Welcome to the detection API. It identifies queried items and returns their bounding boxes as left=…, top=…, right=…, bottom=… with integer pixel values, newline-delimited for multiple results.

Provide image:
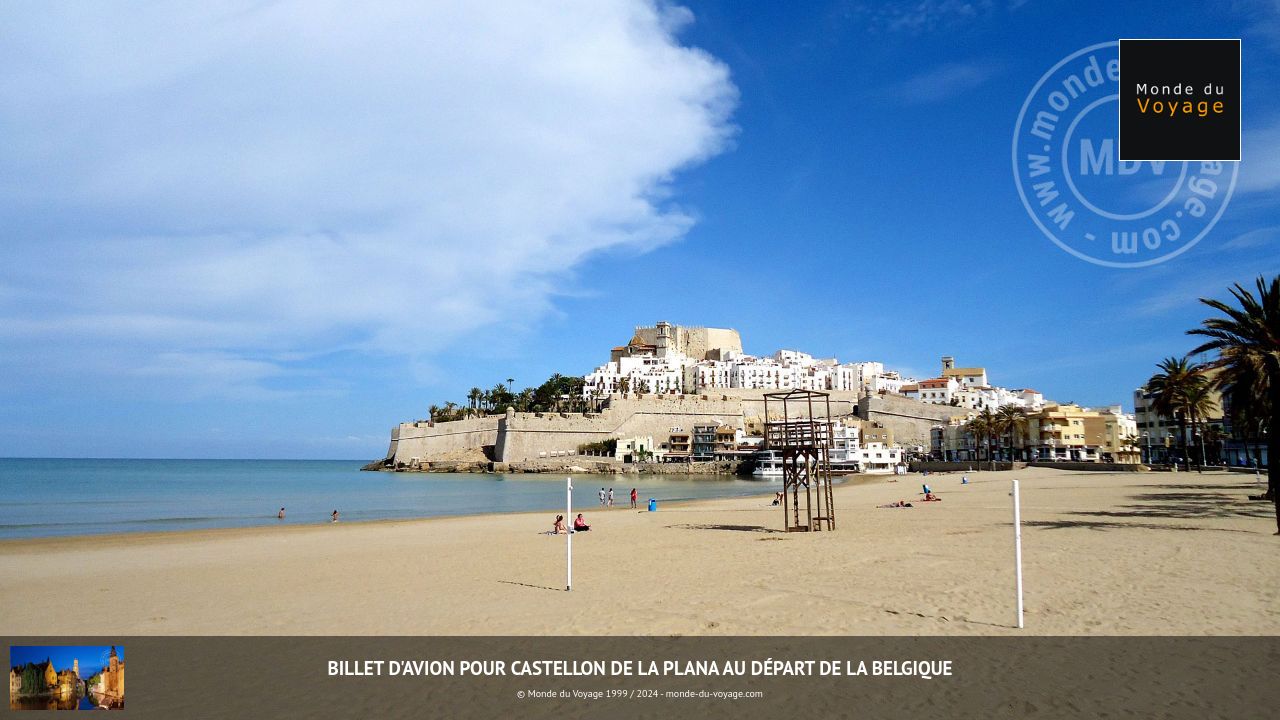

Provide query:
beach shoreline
left=2, top=467, right=1276, bottom=637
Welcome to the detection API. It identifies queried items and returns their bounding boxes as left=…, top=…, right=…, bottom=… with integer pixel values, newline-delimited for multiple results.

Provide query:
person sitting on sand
left=277, top=507, right=285, bottom=520
left=331, top=510, right=339, bottom=522
left=772, top=491, right=784, bottom=506
left=573, top=513, right=590, bottom=532
left=922, top=493, right=941, bottom=502
left=553, top=515, right=568, bottom=534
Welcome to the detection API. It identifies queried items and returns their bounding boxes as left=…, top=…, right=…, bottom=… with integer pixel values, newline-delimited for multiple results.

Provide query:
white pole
left=1012, top=479, right=1024, bottom=629
left=566, top=477, right=573, bottom=592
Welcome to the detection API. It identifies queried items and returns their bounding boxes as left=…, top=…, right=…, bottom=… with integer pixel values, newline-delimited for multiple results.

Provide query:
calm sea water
left=0, top=459, right=776, bottom=540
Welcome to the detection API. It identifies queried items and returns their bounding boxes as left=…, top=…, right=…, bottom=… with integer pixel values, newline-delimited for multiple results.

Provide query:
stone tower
left=109, top=646, right=118, bottom=673
left=941, top=356, right=955, bottom=373
left=73, top=659, right=79, bottom=679
left=655, top=321, right=672, bottom=358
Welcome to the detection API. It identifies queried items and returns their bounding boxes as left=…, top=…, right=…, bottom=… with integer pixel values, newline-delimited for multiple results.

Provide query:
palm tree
left=1182, top=382, right=1217, bottom=471
left=1146, top=356, right=1206, bottom=466
left=965, top=410, right=997, bottom=468
left=978, top=407, right=998, bottom=469
left=1187, top=274, right=1280, bottom=533
left=996, top=404, right=1029, bottom=462
left=468, top=387, right=483, bottom=415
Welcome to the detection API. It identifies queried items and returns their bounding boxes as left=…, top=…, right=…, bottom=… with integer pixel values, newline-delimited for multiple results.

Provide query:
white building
left=912, top=377, right=959, bottom=405
left=856, top=442, right=903, bottom=474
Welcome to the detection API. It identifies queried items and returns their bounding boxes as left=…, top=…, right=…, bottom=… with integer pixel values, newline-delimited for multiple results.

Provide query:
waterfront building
left=1026, top=403, right=1107, bottom=462
left=615, top=436, right=656, bottom=463
left=96, top=647, right=123, bottom=703
left=855, top=442, right=903, bottom=474
left=830, top=422, right=861, bottom=464
left=691, top=424, right=736, bottom=460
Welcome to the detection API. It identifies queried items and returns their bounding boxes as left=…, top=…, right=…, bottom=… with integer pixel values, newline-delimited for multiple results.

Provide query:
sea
left=0, top=458, right=777, bottom=540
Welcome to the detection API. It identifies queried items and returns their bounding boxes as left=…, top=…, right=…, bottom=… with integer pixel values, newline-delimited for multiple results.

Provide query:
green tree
left=1146, top=356, right=1206, bottom=466
left=996, top=404, right=1029, bottom=462
left=1182, top=382, right=1218, bottom=471
left=965, top=411, right=995, bottom=467
left=1187, top=274, right=1280, bottom=533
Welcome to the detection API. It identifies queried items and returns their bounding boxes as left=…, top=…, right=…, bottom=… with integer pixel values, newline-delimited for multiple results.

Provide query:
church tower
left=655, top=321, right=672, bottom=358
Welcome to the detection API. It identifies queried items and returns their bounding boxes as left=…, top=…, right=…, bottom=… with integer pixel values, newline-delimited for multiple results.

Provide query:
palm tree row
left=427, top=373, right=588, bottom=423
left=1145, top=356, right=1217, bottom=470
left=1184, top=274, right=1280, bottom=534
left=963, top=404, right=1030, bottom=468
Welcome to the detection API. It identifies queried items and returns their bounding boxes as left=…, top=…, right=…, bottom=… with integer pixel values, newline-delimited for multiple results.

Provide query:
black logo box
left=1119, top=38, right=1241, bottom=161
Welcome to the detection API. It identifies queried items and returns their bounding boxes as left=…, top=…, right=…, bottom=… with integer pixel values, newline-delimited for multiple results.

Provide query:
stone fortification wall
left=719, top=389, right=863, bottom=421
left=387, top=391, right=960, bottom=465
left=858, top=394, right=958, bottom=447
left=388, top=416, right=502, bottom=463
left=390, top=394, right=747, bottom=465
left=495, top=394, right=745, bottom=462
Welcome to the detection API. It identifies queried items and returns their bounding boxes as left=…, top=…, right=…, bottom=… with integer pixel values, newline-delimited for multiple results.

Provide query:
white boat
left=750, top=450, right=783, bottom=480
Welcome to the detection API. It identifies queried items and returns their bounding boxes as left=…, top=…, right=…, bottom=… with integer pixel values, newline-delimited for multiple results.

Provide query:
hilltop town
left=377, top=322, right=1145, bottom=474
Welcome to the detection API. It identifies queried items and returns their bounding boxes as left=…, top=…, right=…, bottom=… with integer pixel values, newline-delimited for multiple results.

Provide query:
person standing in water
left=331, top=510, right=339, bottom=522
left=607, top=488, right=614, bottom=507
left=630, top=487, right=638, bottom=509
left=277, top=507, right=286, bottom=520
left=599, top=487, right=606, bottom=506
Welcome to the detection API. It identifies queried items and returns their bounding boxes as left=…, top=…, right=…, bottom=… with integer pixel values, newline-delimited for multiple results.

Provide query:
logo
left=1012, top=42, right=1237, bottom=268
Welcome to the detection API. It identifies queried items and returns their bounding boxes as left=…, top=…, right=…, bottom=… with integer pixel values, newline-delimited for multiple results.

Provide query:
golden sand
left=1, top=467, right=1276, bottom=636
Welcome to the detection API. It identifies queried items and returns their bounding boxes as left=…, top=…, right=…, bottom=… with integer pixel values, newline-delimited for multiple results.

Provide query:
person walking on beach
left=630, top=488, right=638, bottom=509
left=277, top=507, right=285, bottom=520
left=607, top=488, right=614, bottom=507
left=599, top=487, right=606, bottom=506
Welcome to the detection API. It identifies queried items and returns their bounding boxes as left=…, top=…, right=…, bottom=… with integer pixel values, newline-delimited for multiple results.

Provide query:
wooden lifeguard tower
left=763, top=389, right=836, bottom=532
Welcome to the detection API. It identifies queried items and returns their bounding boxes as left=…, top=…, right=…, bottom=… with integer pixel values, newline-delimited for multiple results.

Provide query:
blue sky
left=2, top=0, right=1279, bottom=459
left=10, top=645, right=122, bottom=676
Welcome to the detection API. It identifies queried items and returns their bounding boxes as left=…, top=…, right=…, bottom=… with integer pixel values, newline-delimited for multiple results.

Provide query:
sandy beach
left=1, top=467, right=1276, bottom=636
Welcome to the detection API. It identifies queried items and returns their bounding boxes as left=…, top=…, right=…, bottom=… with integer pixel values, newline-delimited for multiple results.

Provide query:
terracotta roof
left=943, top=367, right=986, bottom=376
left=920, top=378, right=951, bottom=388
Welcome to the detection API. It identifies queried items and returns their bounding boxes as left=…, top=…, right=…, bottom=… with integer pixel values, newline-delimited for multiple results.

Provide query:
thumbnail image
left=9, top=646, right=124, bottom=711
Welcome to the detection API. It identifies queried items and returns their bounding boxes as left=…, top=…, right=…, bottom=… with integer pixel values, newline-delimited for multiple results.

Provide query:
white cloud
left=894, top=62, right=1000, bottom=104
left=0, top=0, right=736, bottom=396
